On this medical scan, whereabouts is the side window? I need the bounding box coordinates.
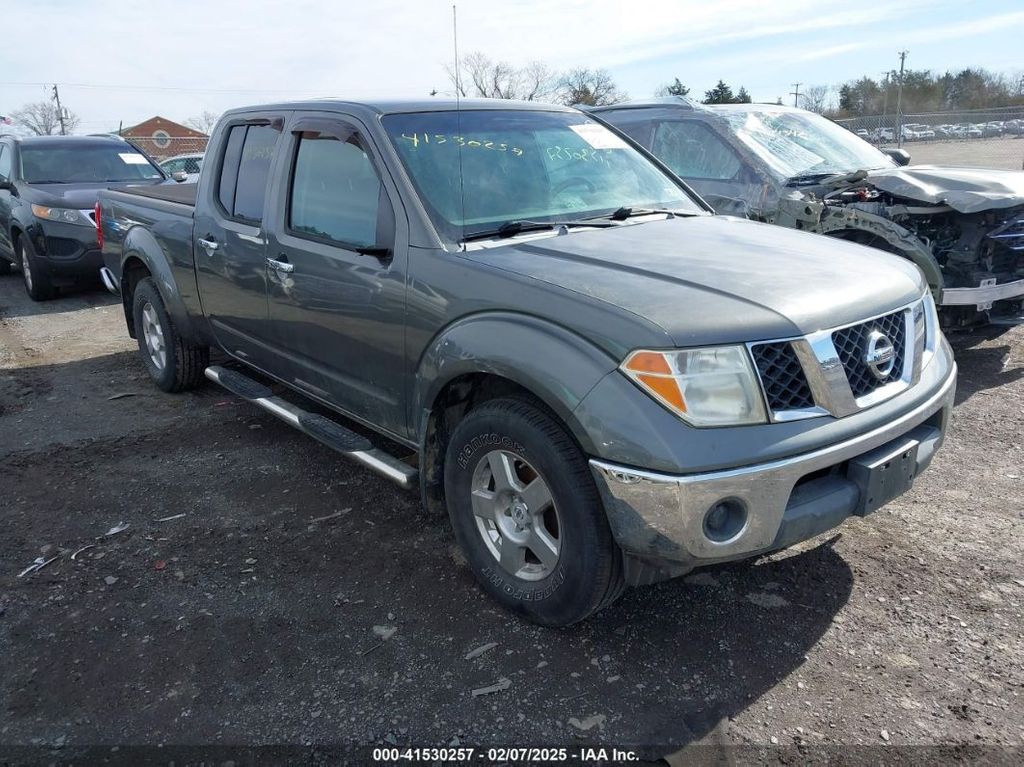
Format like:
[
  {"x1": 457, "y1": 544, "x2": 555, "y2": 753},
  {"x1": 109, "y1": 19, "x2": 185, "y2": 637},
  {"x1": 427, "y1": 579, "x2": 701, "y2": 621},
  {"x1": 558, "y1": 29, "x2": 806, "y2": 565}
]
[
  {"x1": 217, "y1": 124, "x2": 279, "y2": 223},
  {"x1": 217, "y1": 126, "x2": 246, "y2": 215},
  {"x1": 652, "y1": 121, "x2": 742, "y2": 181},
  {"x1": 0, "y1": 146, "x2": 11, "y2": 180},
  {"x1": 163, "y1": 159, "x2": 182, "y2": 173},
  {"x1": 288, "y1": 131, "x2": 384, "y2": 249}
]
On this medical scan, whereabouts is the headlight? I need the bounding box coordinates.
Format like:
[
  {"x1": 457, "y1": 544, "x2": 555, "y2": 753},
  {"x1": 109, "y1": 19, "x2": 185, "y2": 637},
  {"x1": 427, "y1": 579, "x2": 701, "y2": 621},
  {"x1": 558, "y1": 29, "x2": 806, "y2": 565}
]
[
  {"x1": 31, "y1": 204, "x2": 93, "y2": 226},
  {"x1": 621, "y1": 346, "x2": 767, "y2": 427},
  {"x1": 915, "y1": 292, "x2": 940, "y2": 368}
]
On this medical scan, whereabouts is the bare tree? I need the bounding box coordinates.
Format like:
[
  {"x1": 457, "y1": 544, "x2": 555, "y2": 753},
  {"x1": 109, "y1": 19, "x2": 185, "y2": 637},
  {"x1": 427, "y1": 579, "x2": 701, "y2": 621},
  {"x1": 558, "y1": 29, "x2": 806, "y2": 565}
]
[
  {"x1": 185, "y1": 110, "x2": 219, "y2": 134},
  {"x1": 800, "y1": 84, "x2": 831, "y2": 114},
  {"x1": 447, "y1": 52, "x2": 556, "y2": 101},
  {"x1": 557, "y1": 68, "x2": 627, "y2": 107},
  {"x1": 11, "y1": 101, "x2": 80, "y2": 135},
  {"x1": 520, "y1": 61, "x2": 557, "y2": 102}
]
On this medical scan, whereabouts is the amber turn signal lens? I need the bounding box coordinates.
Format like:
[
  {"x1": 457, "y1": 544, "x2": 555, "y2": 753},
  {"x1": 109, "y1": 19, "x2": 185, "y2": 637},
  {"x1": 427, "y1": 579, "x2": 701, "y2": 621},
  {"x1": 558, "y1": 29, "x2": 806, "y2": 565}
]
[
  {"x1": 623, "y1": 351, "x2": 672, "y2": 375},
  {"x1": 635, "y1": 372, "x2": 687, "y2": 413}
]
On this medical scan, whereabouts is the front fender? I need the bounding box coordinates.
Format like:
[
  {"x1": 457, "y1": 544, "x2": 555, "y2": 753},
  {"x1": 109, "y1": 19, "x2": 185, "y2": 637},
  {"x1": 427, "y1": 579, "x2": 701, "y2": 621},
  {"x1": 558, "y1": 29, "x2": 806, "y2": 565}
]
[
  {"x1": 414, "y1": 312, "x2": 621, "y2": 454},
  {"x1": 817, "y1": 206, "x2": 945, "y2": 293},
  {"x1": 120, "y1": 224, "x2": 199, "y2": 342}
]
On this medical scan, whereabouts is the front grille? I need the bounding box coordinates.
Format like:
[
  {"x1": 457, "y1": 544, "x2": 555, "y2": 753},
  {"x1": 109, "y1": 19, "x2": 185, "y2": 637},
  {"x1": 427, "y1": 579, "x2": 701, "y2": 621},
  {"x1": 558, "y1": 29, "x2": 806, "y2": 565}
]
[
  {"x1": 751, "y1": 341, "x2": 815, "y2": 411},
  {"x1": 987, "y1": 217, "x2": 1024, "y2": 251},
  {"x1": 832, "y1": 310, "x2": 906, "y2": 398}
]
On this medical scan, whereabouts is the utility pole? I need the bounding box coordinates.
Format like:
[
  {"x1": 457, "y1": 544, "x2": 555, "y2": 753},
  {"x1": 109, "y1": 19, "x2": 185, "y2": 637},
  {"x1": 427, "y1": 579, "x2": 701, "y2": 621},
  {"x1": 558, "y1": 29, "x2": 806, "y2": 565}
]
[
  {"x1": 878, "y1": 71, "x2": 891, "y2": 140},
  {"x1": 790, "y1": 82, "x2": 802, "y2": 107},
  {"x1": 51, "y1": 84, "x2": 66, "y2": 136},
  {"x1": 895, "y1": 50, "x2": 907, "y2": 147}
]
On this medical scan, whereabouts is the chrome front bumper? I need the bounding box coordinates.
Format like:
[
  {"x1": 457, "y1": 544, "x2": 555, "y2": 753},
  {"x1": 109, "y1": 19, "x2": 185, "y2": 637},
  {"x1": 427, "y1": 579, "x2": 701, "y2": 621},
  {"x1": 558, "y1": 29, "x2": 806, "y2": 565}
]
[{"x1": 590, "y1": 364, "x2": 957, "y2": 575}]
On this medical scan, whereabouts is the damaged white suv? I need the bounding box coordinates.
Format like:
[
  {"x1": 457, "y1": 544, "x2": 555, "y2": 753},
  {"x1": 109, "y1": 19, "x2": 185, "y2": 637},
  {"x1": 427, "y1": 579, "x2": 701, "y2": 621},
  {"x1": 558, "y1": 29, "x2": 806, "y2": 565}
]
[{"x1": 592, "y1": 99, "x2": 1024, "y2": 326}]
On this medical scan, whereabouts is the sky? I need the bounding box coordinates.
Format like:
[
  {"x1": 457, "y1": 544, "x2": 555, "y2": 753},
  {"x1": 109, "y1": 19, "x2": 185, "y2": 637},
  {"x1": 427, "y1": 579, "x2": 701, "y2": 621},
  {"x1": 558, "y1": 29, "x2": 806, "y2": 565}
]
[{"x1": 3, "y1": 0, "x2": 1023, "y2": 134}]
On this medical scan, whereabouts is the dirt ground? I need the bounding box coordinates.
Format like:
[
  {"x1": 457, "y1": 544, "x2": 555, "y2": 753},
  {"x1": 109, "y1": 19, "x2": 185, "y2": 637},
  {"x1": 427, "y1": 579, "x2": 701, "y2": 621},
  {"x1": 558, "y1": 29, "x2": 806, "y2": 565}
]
[{"x1": 1, "y1": 273, "x2": 1023, "y2": 764}]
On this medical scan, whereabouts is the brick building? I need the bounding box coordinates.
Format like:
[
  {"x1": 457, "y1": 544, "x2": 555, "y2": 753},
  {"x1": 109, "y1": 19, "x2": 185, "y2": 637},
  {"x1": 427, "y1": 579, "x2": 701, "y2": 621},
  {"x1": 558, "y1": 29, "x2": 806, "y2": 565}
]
[{"x1": 120, "y1": 116, "x2": 208, "y2": 160}]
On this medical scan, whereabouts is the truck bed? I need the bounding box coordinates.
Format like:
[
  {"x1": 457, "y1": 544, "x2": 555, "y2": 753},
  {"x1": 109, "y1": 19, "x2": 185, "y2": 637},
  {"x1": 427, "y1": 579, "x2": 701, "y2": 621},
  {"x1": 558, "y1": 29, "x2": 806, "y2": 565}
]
[{"x1": 118, "y1": 182, "x2": 197, "y2": 208}]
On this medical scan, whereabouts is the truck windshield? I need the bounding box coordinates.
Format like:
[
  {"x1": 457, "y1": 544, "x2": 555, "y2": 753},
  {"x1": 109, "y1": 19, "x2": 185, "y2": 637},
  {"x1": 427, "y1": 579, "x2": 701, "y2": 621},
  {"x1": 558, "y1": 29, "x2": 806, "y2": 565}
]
[
  {"x1": 382, "y1": 110, "x2": 701, "y2": 242},
  {"x1": 20, "y1": 145, "x2": 164, "y2": 184},
  {"x1": 715, "y1": 107, "x2": 896, "y2": 180}
]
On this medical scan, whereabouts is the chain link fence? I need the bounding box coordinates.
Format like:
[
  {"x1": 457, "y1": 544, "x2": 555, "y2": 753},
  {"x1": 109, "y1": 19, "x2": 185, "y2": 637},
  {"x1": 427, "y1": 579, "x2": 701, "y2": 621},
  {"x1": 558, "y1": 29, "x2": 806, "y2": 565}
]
[{"x1": 834, "y1": 106, "x2": 1024, "y2": 171}]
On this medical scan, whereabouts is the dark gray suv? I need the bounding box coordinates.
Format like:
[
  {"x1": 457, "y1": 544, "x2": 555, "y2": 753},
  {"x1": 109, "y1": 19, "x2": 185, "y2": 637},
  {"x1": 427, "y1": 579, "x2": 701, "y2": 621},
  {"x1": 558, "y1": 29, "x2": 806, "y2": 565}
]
[{"x1": 0, "y1": 134, "x2": 166, "y2": 300}]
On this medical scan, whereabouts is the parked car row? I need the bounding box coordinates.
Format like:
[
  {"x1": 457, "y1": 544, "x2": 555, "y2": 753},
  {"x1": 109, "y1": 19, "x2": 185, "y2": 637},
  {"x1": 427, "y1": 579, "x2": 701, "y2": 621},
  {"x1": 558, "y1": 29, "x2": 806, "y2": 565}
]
[{"x1": 854, "y1": 119, "x2": 1024, "y2": 143}]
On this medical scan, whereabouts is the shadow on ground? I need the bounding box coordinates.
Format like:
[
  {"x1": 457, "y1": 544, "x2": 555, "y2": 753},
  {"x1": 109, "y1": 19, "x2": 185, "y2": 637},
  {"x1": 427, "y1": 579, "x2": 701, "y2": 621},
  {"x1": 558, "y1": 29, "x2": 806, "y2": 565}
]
[
  {"x1": 948, "y1": 325, "x2": 1023, "y2": 405},
  {"x1": 0, "y1": 272, "x2": 116, "y2": 320}
]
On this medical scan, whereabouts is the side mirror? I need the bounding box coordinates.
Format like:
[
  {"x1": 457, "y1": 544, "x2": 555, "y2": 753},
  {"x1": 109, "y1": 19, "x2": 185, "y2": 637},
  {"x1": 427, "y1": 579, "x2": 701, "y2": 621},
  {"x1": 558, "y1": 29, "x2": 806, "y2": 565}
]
[
  {"x1": 171, "y1": 170, "x2": 188, "y2": 183},
  {"x1": 882, "y1": 148, "x2": 911, "y2": 166}
]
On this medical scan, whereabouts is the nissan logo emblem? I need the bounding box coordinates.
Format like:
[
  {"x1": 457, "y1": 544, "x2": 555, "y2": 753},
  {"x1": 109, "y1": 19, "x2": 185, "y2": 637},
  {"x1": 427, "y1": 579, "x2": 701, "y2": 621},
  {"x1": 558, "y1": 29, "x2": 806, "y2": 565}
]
[{"x1": 863, "y1": 330, "x2": 896, "y2": 380}]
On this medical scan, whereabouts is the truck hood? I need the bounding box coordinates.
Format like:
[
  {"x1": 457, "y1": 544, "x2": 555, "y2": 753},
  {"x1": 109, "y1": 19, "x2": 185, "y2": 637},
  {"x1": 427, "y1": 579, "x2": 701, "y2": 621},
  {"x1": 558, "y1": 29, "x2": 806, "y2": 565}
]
[
  {"x1": 464, "y1": 215, "x2": 925, "y2": 346},
  {"x1": 22, "y1": 179, "x2": 167, "y2": 209},
  {"x1": 865, "y1": 165, "x2": 1024, "y2": 214}
]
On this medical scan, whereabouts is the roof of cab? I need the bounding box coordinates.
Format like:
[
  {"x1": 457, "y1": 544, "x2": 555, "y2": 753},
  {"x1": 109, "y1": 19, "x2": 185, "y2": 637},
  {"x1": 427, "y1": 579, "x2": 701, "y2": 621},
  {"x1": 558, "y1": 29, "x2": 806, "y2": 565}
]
[
  {"x1": 5, "y1": 133, "x2": 133, "y2": 146},
  {"x1": 220, "y1": 97, "x2": 578, "y2": 119}
]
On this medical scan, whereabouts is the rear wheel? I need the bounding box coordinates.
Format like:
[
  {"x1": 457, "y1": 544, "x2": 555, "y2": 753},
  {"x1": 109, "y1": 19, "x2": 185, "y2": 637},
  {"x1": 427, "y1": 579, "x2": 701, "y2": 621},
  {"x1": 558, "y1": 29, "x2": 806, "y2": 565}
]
[
  {"x1": 444, "y1": 397, "x2": 624, "y2": 626},
  {"x1": 131, "y1": 277, "x2": 208, "y2": 392},
  {"x1": 19, "y1": 238, "x2": 56, "y2": 301}
]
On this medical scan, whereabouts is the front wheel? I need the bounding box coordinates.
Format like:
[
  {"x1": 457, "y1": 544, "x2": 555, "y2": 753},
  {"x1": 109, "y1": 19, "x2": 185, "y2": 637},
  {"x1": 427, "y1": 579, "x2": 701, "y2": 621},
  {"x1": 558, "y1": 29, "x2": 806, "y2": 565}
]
[
  {"x1": 131, "y1": 277, "x2": 209, "y2": 392},
  {"x1": 444, "y1": 397, "x2": 624, "y2": 626},
  {"x1": 19, "y1": 239, "x2": 56, "y2": 301}
]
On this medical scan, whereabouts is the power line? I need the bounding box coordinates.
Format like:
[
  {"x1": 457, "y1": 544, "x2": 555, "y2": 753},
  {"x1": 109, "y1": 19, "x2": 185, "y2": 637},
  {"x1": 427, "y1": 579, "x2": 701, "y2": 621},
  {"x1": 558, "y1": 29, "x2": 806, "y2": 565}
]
[{"x1": 789, "y1": 82, "x2": 802, "y2": 107}]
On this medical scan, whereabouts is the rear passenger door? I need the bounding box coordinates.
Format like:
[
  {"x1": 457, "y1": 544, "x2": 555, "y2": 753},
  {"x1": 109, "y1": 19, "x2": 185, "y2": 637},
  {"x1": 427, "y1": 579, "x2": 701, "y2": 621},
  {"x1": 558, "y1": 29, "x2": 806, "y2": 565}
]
[
  {"x1": 194, "y1": 114, "x2": 287, "y2": 366},
  {"x1": 262, "y1": 113, "x2": 409, "y2": 436}
]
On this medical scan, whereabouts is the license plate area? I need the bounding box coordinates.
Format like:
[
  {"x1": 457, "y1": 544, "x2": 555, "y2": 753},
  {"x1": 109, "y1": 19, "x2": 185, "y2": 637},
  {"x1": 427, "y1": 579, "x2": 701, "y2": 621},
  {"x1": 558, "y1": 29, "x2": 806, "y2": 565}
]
[{"x1": 847, "y1": 437, "x2": 920, "y2": 517}]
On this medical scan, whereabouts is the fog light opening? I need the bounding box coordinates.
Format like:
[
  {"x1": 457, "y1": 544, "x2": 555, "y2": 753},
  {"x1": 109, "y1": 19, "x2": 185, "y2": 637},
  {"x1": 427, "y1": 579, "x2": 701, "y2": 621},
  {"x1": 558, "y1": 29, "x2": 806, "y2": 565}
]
[{"x1": 703, "y1": 498, "x2": 747, "y2": 543}]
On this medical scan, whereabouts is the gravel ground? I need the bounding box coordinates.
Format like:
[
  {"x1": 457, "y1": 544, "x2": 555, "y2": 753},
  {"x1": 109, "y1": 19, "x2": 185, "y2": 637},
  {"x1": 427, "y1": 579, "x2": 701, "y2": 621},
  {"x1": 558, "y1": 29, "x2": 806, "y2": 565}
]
[
  {"x1": 1, "y1": 273, "x2": 1023, "y2": 764},
  {"x1": 892, "y1": 135, "x2": 1024, "y2": 171}
]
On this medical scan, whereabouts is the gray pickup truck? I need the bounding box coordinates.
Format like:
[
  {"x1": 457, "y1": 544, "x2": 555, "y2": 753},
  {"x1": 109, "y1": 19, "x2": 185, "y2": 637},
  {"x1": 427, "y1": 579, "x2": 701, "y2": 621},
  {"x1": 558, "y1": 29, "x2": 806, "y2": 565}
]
[{"x1": 97, "y1": 99, "x2": 956, "y2": 626}]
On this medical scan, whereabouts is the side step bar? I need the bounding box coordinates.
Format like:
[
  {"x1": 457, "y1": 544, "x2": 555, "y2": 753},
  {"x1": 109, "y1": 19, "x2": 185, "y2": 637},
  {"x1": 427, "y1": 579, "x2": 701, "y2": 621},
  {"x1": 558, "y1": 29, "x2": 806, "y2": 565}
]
[{"x1": 204, "y1": 366, "x2": 418, "y2": 490}]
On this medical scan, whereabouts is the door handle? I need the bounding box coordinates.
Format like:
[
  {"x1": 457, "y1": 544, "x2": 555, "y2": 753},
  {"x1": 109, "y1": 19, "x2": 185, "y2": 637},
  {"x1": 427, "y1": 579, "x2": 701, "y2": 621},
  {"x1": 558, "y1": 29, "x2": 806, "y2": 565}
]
[
  {"x1": 266, "y1": 256, "x2": 294, "y2": 274},
  {"x1": 197, "y1": 237, "x2": 219, "y2": 255}
]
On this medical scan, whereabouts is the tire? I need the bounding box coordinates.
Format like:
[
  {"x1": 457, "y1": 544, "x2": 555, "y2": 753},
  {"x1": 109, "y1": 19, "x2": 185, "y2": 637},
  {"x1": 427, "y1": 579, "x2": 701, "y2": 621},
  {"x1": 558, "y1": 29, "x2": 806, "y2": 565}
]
[
  {"x1": 444, "y1": 397, "x2": 624, "y2": 626},
  {"x1": 131, "y1": 277, "x2": 209, "y2": 392},
  {"x1": 19, "y1": 238, "x2": 56, "y2": 301}
]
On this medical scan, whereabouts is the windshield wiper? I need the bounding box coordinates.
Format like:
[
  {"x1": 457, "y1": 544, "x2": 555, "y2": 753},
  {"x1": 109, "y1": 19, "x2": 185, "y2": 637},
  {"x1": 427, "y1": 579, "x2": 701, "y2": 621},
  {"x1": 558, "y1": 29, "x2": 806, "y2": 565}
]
[
  {"x1": 461, "y1": 219, "x2": 615, "y2": 242},
  {"x1": 601, "y1": 206, "x2": 678, "y2": 221}
]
